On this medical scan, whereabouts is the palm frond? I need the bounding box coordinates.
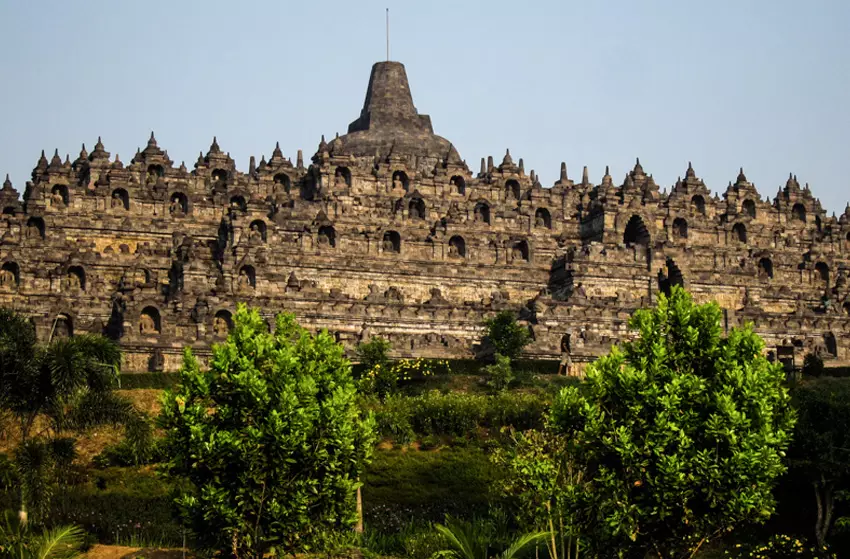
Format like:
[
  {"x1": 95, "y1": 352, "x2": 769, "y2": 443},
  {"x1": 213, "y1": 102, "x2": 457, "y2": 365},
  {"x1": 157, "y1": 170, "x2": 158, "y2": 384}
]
[
  {"x1": 64, "y1": 391, "x2": 136, "y2": 431},
  {"x1": 34, "y1": 524, "x2": 85, "y2": 559},
  {"x1": 433, "y1": 517, "x2": 489, "y2": 559},
  {"x1": 499, "y1": 531, "x2": 550, "y2": 559}
]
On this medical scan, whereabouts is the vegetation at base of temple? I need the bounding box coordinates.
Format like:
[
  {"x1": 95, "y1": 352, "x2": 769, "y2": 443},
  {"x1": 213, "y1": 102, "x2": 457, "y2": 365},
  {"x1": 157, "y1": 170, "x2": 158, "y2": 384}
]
[
  {"x1": 3, "y1": 291, "x2": 850, "y2": 557},
  {"x1": 158, "y1": 307, "x2": 376, "y2": 557}
]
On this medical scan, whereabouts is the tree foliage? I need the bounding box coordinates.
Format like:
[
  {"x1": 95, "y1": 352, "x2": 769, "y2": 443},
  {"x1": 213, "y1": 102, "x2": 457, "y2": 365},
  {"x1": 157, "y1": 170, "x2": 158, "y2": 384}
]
[
  {"x1": 789, "y1": 378, "x2": 850, "y2": 549},
  {"x1": 483, "y1": 312, "x2": 531, "y2": 360},
  {"x1": 0, "y1": 308, "x2": 143, "y2": 523},
  {"x1": 159, "y1": 305, "x2": 375, "y2": 558},
  {"x1": 550, "y1": 287, "x2": 795, "y2": 558},
  {"x1": 0, "y1": 510, "x2": 84, "y2": 559}
]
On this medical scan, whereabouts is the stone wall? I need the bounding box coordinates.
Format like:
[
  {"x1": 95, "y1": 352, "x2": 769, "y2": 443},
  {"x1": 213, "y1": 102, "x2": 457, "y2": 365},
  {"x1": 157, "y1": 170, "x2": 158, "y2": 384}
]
[{"x1": 1, "y1": 61, "x2": 848, "y2": 373}]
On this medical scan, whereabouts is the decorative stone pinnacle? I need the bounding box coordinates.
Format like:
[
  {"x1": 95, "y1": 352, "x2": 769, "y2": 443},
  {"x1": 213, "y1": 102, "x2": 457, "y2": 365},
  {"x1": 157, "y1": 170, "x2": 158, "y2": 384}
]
[
  {"x1": 560, "y1": 162, "x2": 568, "y2": 182},
  {"x1": 686, "y1": 161, "x2": 696, "y2": 178},
  {"x1": 148, "y1": 132, "x2": 157, "y2": 147}
]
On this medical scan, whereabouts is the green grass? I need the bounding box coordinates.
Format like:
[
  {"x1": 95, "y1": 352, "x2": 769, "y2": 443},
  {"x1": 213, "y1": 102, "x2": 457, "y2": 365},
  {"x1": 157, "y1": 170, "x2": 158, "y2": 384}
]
[{"x1": 363, "y1": 446, "x2": 502, "y2": 533}]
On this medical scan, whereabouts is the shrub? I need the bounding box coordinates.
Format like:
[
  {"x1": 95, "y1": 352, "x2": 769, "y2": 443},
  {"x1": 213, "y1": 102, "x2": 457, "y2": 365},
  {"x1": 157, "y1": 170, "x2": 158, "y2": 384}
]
[
  {"x1": 483, "y1": 311, "x2": 531, "y2": 360},
  {"x1": 724, "y1": 533, "x2": 835, "y2": 558},
  {"x1": 356, "y1": 337, "x2": 392, "y2": 370},
  {"x1": 803, "y1": 353, "x2": 825, "y2": 377},
  {"x1": 484, "y1": 354, "x2": 514, "y2": 392},
  {"x1": 159, "y1": 307, "x2": 375, "y2": 557}
]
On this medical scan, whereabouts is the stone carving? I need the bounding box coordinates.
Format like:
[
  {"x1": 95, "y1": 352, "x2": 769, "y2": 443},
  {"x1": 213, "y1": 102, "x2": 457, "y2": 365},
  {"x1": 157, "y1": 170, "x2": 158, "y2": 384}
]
[{"x1": 0, "y1": 60, "x2": 848, "y2": 372}]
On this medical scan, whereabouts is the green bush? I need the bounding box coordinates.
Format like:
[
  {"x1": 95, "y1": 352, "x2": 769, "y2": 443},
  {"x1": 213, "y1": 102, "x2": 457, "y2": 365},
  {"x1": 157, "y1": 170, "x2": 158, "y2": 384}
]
[
  {"x1": 724, "y1": 533, "x2": 835, "y2": 558},
  {"x1": 483, "y1": 311, "x2": 531, "y2": 360},
  {"x1": 356, "y1": 337, "x2": 392, "y2": 370},
  {"x1": 803, "y1": 353, "x2": 825, "y2": 377},
  {"x1": 371, "y1": 391, "x2": 547, "y2": 442},
  {"x1": 484, "y1": 354, "x2": 514, "y2": 392}
]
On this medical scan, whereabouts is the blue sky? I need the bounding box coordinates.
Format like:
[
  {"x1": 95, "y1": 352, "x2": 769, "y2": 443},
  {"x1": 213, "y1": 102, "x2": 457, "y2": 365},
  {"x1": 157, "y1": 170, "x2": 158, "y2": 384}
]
[{"x1": 1, "y1": 0, "x2": 848, "y2": 212}]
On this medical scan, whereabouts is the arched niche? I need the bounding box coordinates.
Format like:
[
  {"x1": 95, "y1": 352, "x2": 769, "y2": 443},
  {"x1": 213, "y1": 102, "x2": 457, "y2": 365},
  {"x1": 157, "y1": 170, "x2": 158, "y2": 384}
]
[
  {"x1": 3, "y1": 206, "x2": 16, "y2": 216},
  {"x1": 474, "y1": 202, "x2": 491, "y2": 224},
  {"x1": 815, "y1": 262, "x2": 830, "y2": 285},
  {"x1": 511, "y1": 240, "x2": 529, "y2": 262},
  {"x1": 334, "y1": 166, "x2": 351, "y2": 187},
  {"x1": 659, "y1": 258, "x2": 684, "y2": 295},
  {"x1": 146, "y1": 164, "x2": 164, "y2": 185},
  {"x1": 211, "y1": 168, "x2": 228, "y2": 185},
  {"x1": 53, "y1": 314, "x2": 73, "y2": 339},
  {"x1": 408, "y1": 197, "x2": 426, "y2": 220},
  {"x1": 229, "y1": 195, "x2": 247, "y2": 213},
  {"x1": 169, "y1": 192, "x2": 189, "y2": 216},
  {"x1": 318, "y1": 225, "x2": 336, "y2": 248},
  {"x1": 758, "y1": 257, "x2": 774, "y2": 280},
  {"x1": 732, "y1": 223, "x2": 747, "y2": 243},
  {"x1": 792, "y1": 203, "x2": 807, "y2": 223},
  {"x1": 392, "y1": 170, "x2": 410, "y2": 191},
  {"x1": 691, "y1": 195, "x2": 706, "y2": 215},
  {"x1": 67, "y1": 265, "x2": 86, "y2": 291},
  {"x1": 51, "y1": 184, "x2": 69, "y2": 207},
  {"x1": 448, "y1": 235, "x2": 466, "y2": 258},
  {"x1": 382, "y1": 230, "x2": 401, "y2": 254},
  {"x1": 0, "y1": 261, "x2": 20, "y2": 290},
  {"x1": 825, "y1": 332, "x2": 838, "y2": 358},
  {"x1": 450, "y1": 175, "x2": 466, "y2": 195},
  {"x1": 213, "y1": 310, "x2": 233, "y2": 338},
  {"x1": 274, "y1": 173, "x2": 291, "y2": 193},
  {"x1": 26, "y1": 217, "x2": 45, "y2": 239},
  {"x1": 111, "y1": 188, "x2": 129, "y2": 211},
  {"x1": 535, "y1": 208, "x2": 551, "y2": 229},
  {"x1": 119, "y1": 244, "x2": 130, "y2": 254},
  {"x1": 249, "y1": 220, "x2": 267, "y2": 242},
  {"x1": 742, "y1": 199, "x2": 756, "y2": 219},
  {"x1": 672, "y1": 217, "x2": 688, "y2": 239},
  {"x1": 238, "y1": 265, "x2": 256, "y2": 289},
  {"x1": 623, "y1": 215, "x2": 650, "y2": 246},
  {"x1": 140, "y1": 306, "x2": 161, "y2": 335},
  {"x1": 506, "y1": 179, "x2": 521, "y2": 200}
]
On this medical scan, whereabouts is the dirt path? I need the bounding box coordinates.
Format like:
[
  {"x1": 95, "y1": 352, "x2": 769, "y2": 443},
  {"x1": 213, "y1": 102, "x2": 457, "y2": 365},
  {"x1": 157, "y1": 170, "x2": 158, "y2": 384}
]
[{"x1": 85, "y1": 545, "x2": 187, "y2": 559}]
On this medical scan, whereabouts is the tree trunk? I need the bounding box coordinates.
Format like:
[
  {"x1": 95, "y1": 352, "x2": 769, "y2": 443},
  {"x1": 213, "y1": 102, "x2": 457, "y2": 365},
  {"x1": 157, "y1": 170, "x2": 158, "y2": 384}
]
[
  {"x1": 814, "y1": 478, "x2": 835, "y2": 549},
  {"x1": 355, "y1": 484, "x2": 363, "y2": 534}
]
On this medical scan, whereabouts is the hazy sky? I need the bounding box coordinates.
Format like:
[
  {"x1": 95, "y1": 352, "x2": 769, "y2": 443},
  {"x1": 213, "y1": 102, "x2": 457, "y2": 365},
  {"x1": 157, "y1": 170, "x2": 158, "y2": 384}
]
[{"x1": 1, "y1": 1, "x2": 848, "y2": 212}]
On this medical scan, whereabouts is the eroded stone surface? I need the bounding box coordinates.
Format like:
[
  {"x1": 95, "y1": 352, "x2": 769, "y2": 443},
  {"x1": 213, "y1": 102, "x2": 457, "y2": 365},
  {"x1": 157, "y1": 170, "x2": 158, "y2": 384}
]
[{"x1": 1, "y1": 61, "x2": 848, "y2": 372}]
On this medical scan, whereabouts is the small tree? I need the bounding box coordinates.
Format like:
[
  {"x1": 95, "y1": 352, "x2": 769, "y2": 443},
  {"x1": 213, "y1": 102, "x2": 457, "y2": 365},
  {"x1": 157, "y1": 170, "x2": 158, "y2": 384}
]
[
  {"x1": 483, "y1": 311, "x2": 531, "y2": 360},
  {"x1": 484, "y1": 354, "x2": 514, "y2": 392},
  {"x1": 550, "y1": 287, "x2": 795, "y2": 558},
  {"x1": 159, "y1": 306, "x2": 375, "y2": 558},
  {"x1": 789, "y1": 378, "x2": 850, "y2": 549},
  {"x1": 356, "y1": 336, "x2": 391, "y2": 370},
  {"x1": 802, "y1": 353, "x2": 825, "y2": 378},
  {"x1": 0, "y1": 308, "x2": 143, "y2": 524}
]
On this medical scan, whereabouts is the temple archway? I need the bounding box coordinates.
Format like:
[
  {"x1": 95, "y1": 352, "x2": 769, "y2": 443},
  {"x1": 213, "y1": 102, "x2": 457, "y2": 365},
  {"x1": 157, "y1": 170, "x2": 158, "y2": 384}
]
[
  {"x1": 506, "y1": 179, "x2": 521, "y2": 200},
  {"x1": 815, "y1": 262, "x2": 830, "y2": 286},
  {"x1": 335, "y1": 166, "x2": 352, "y2": 187},
  {"x1": 623, "y1": 215, "x2": 650, "y2": 246},
  {"x1": 213, "y1": 310, "x2": 233, "y2": 338},
  {"x1": 512, "y1": 240, "x2": 529, "y2": 262},
  {"x1": 318, "y1": 225, "x2": 336, "y2": 248},
  {"x1": 249, "y1": 220, "x2": 267, "y2": 242},
  {"x1": 27, "y1": 217, "x2": 45, "y2": 239},
  {"x1": 535, "y1": 208, "x2": 551, "y2": 229},
  {"x1": 140, "y1": 307, "x2": 161, "y2": 335},
  {"x1": 408, "y1": 197, "x2": 426, "y2": 220},
  {"x1": 170, "y1": 192, "x2": 189, "y2": 215},
  {"x1": 229, "y1": 195, "x2": 247, "y2": 213},
  {"x1": 474, "y1": 202, "x2": 491, "y2": 224},
  {"x1": 0, "y1": 261, "x2": 19, "y2": 290},
  {"x1": 672, "y1": 217, "x2": 688, "y2": 239},
  {"x1": 274, "y1": 173, "x2": 291, "y2": 193},
  {"x1": 111, "y1": 189, "x2": 129, "y2": 211},
  {"x1": 448, "y1": 235, "x2": 466, "y2": 258},
  {"x1": 51, "y1": 185, "x2": 69, "y2": 207},
  {"x1": 792, "y1": 203, "x2": 807, "y2": 223},
  {"x1": 382, "y1": 231, "x2": 401, "y2": 253},
  {"x1": 450, "y1": 175, "x2": 466, "y2": 195},
  {"x1": 238, "y1": 265, "x2": 256, "y2": 289},
  {"x1": 53, "y1": 314, "x2": 73, "y2": 339},
  {"x1": 758, "y1": 257, "x2": 774, "y2": 280},
  {"x1": 392, "y1": 170, "x2": 410, "y2": 191},
  {"x1": 732, "y1": 223, "x2": 747, "y2": 243},
  {"x1": 67, "y1": 266, "x2": 86, "y2": 291},
  {"x1": 742, "y1": 199, "x2": 756, "y2": 219},
  {"x1": 691, "y1": 195, "x2": 706, "y2": 215}
]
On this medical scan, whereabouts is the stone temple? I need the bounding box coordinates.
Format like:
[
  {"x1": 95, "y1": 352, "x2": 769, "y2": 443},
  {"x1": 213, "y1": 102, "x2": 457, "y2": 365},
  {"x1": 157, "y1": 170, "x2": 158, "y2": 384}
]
[{"x1": 1, "y1": 60, "x2": 849, "y2": 373}]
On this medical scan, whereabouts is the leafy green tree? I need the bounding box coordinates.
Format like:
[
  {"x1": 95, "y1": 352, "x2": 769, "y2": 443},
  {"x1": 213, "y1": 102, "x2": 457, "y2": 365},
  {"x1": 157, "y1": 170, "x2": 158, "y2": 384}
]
[
  {"x1": 0, "y1": 511, "x2": 84, "y2": 559},
  {"x1": 802, "y1": 353, "x2": 825, "y2": 378},
  {"x1": 550, "y1": 287, "x2": 795, "y2": 559},
  {"x1": 484, "y1": 354, "x2": 514, "y2": 392},
  {"x1": 483, "y1": 311, "x2": 531, "y2": 360},
  {"x1": 0, "y1": 308, "x2": 144, "y2": 524},
  {"x1": 789, "y1": 378, "x2": 850, "y2": 549},
  {"x1": 431, "y1": 515, "x2": 549, "y2": 559},
  {"x1": 356, "y1": 336, "x2": 392, "y2": 370},
  {"x1": 159, "y1": 305, "x2": 375, "y2": 558}
]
